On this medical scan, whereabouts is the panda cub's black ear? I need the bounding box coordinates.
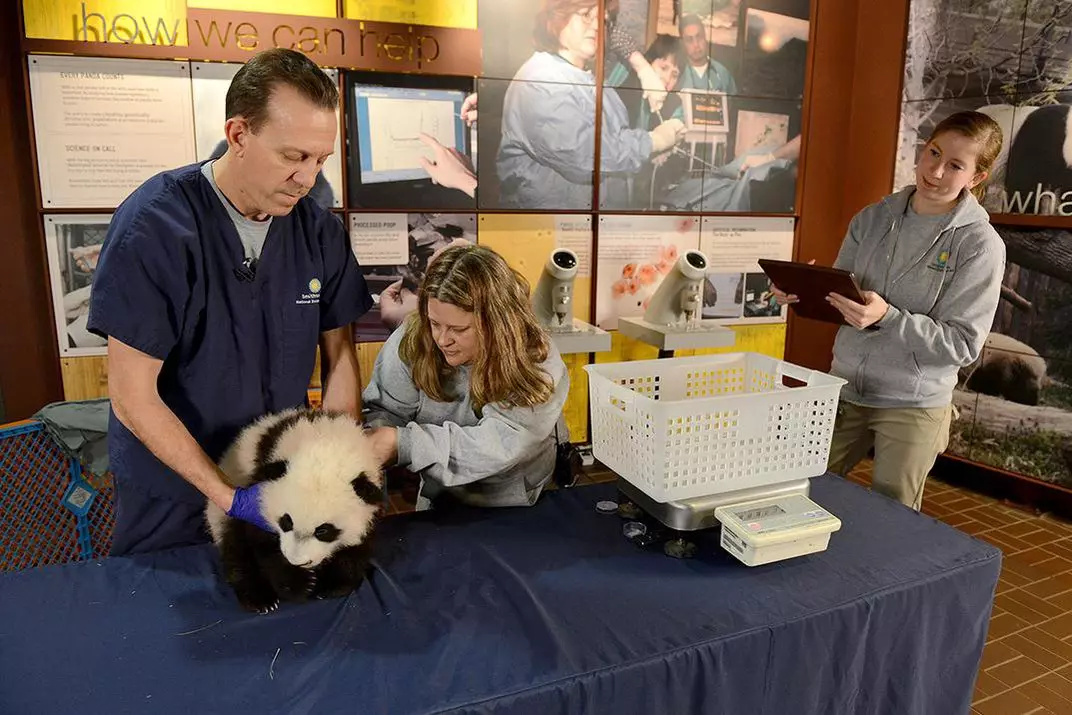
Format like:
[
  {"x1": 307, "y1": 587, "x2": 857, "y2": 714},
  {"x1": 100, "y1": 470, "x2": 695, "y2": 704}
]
[
  {"x1": 351, "y1": 472, "x2": 382, "y2": 504},
  {"x1": 256, "y1": 460, "x2": 289, "y2": 482}
]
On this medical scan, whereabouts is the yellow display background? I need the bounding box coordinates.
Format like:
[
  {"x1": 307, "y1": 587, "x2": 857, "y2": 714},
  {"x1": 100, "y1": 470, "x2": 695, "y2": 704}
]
[
  {"x1": 188, "y1": 0, "x2": 336, "y2": 15},
  {"x1": 25, "y1": 1, "x2": 357, "y2": 43},
  {"x1": 24, "y1": 0, "x2": 188, "y2": 43},
  {"x1": 477, "y1": 213, "x2": 594, "y2": 442},
  {"x1": 343, "y1": 0, "x2": 476, "y2": 28}
]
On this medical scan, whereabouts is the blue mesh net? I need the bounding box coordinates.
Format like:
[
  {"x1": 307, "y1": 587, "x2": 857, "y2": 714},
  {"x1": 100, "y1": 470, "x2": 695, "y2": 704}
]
[{"x1": 0, "y1": 421, "x2": 116, "y2": 571}]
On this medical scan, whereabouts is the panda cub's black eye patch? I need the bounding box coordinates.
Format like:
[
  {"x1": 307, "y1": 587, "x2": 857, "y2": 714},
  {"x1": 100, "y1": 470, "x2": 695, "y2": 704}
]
[
  {"x1": 278, "y1": 514, "x2": 293, "y2": 532},
  {"x1": 314, "y1": 523, "x2": 340, "y2": 543}
]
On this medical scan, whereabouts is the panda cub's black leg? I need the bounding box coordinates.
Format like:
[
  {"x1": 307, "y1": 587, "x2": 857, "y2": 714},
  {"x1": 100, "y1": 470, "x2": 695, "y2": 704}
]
[
  {"x1": 219, "y1": 523, "x2": 281, "y2": 614},
  {"x1": 310, "y1": 540, "x2": 375, "y2": 600},
  {"x1": 258, "y1": 552, "x2": 319, "y2": 602}
]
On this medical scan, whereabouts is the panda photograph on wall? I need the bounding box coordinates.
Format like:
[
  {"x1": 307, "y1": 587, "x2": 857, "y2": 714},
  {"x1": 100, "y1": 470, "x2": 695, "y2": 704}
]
[{"x1": 895, "y1": 0, "x2": 1072, "y2": 489}]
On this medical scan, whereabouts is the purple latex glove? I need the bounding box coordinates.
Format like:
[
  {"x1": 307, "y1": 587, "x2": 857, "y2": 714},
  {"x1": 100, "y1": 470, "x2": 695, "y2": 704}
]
[{"x1": 227, "y1": 483, "x2": 274, "y2": 533}]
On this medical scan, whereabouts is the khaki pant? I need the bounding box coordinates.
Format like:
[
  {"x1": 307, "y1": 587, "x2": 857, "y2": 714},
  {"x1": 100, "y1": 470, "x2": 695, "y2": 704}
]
[{"x1": 827, "y1": 401, "x2": 954, "y2": 511}]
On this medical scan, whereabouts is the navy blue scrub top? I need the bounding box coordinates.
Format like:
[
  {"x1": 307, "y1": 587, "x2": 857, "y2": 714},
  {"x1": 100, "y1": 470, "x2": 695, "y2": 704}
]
[{"x1": 87, "y1": 162, "x2": 373, "y2": 504}]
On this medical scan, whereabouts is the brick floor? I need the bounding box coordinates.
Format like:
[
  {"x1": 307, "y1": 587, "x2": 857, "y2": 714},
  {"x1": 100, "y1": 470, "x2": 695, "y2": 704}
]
[{"x1": 383, "y1": 459, "x2": 1072, "y2": 715}]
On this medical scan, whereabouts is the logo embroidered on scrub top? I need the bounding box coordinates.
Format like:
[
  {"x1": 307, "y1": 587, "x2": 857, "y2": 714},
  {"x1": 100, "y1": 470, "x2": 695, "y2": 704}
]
[{"x1": 296, "y1": 277, "x2": 322, "y2": 306}]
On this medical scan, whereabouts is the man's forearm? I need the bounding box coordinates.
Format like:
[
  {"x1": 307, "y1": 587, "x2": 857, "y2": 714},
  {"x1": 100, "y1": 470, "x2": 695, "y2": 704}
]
[
  {"x1": 320, "y1": 327, "x2": 362, "y2": 417},
  {"x1": 112, "y1": 391, "x2": 234, "y2": 510}
]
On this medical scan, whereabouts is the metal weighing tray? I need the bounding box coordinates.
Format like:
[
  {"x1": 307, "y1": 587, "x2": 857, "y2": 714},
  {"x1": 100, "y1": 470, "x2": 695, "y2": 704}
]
[{"x1": 616, "y1": 477, "x2": 812, "y2": 532}]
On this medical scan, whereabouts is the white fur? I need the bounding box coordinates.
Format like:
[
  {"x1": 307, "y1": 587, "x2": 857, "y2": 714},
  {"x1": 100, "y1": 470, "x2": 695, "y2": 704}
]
[{"x1": 205, "y1": 409, "x2": 383, "y2": 568}]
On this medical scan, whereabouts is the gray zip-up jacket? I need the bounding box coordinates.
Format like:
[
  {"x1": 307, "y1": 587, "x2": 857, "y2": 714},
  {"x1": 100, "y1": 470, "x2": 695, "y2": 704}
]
[
  {"x1": 362, "y1": 326, "x2": 570, "y2": 508},
  {"x1": 830, "y1": 187, "x2": 1006, "y2": 409}
]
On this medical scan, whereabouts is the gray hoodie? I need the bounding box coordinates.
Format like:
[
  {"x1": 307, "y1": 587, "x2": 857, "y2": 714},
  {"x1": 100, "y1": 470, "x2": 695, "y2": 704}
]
[
  {"x1": 362, "y1": 326, "x2": 570, "y2": 508},
  {"x1": 830, "y1": 187, "x2": 1006, "y2": 409}
]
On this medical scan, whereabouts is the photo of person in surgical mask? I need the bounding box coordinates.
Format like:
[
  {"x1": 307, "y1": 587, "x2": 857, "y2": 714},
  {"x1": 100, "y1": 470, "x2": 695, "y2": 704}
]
[{"x1": 495, "y1": 0, "x2": 687, "y2": 210}]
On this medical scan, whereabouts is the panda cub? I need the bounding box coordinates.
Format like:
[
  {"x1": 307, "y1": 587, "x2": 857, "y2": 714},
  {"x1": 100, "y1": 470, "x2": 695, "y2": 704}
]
[{"x1": 205, "y1": 408, "x2": 384, "y2": 614}]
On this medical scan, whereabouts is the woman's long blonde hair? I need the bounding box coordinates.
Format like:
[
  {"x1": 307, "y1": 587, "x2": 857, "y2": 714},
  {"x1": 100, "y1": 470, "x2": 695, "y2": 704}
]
[{"x1": 399, "y1": 244, "x2": 554, "y2": 412}]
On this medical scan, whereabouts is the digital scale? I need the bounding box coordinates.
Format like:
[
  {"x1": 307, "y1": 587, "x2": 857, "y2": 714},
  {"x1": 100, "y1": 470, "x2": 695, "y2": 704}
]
[
  {"x1": 614, "y1": 477, "x2": 842, "y2": 565},
  {"x1": 584, "y1": 248, "x2": 845, "y2": 566}
]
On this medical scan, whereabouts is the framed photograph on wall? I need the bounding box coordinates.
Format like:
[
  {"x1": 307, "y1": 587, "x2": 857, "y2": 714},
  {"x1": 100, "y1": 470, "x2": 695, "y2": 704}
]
[
  {"x1": 344, "y1": 71, "x2": 477, "y2": 211},
  {"x1": 42, "y1": 214, "x2": 112, "y2": 357}
]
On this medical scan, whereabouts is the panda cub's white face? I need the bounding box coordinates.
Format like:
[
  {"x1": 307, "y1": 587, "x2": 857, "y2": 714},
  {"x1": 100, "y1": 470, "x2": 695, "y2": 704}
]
[{"x1": 258, "y1": 415, "x2": 383, "y2": 569}]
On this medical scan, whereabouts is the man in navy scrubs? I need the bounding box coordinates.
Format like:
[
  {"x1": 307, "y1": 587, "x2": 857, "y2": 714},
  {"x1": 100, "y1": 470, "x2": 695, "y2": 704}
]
[{"x1": 87, "y1": 48, "x2": 373, "y2": 556}]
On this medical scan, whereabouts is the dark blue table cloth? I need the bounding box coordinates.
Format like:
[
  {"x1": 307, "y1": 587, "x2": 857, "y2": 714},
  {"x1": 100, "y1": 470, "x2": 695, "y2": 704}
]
[{"x1": 0, "y1": 475, "x2": 999, "y2": 715}]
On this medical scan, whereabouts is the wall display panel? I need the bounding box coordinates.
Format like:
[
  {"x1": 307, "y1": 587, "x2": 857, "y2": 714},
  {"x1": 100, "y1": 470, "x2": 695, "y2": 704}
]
[
  {"x1": 477, "y1": 0, "x2": 592, "y2": 83},
  {"x1": 596, "y1": 84, "x2": 689, "y2": 212},
  {"x1": 704, "y1": 95, "x2": 801, "y2": 213},
  {"x1": 998, "y1": 93, "x2": 1072, "y2": 218},
  {"x1": 601, "y1": 87, "x2": 800, "y2": 212},
  {"x1": 736, "y1": 1, "x2": 810, "y2": 99},
  {"x1": 191, "y1": 62, "x2": 343, "y2": 210},
  {"x1": 698, "y1": 215, "x2": 793, "y2": 323},
  {"x1": 1018, "y1": 1, "x2": 1072, "y2": 96},
  {"x1": 894, "y1": 92, "x2": 1072, "y2": 217},
  {"x1": 477, "y1": 214, "x2": 594, "y2": 322},
  {"x1": 951, "y1": 220, "x2": 1072, "y2": 491},
  {"x1": 28, "y1": 55, "x2": 196, "y2": 209},
  {"x1": 345, "y1": 0, "x2": 477, "y2": 28},
  {"x1": 477, "y1": 215, "x2": 595, "y2": 444},
  {"x1": 901, "y1": 0, "x2": 1027, "y2": 102},
  {"x1": 42, "y1": 214, "x2": 112, "y2": 358},
  {"x1": 190, "y1": 0, "x2": 336, "y2": 15},
  {"x1": 476, "y1": 77, "x2": 599, "y2": 211},
  {"x1": 348, "y1": 213, "x2": 476, "y2": 343},
  {"x1": 23, "y1": 0, "x2": 187, "y2": 43},
  {"x1": 344, "y1": 71, "x2": 477, "y2": 211},
  {"x1": 24, "y1": 1, "x2": 344, "y2": 43},
  {"x1": 604, "y1": 1, "x2": 810, "y2": 102},
  {"x1": 594, "y1": 214, "x2": 702, "y2": 330}
]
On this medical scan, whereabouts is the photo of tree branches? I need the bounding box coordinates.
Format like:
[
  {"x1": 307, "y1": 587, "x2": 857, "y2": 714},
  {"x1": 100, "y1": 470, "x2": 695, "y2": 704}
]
[
  {"x1": 894, "y1": 1, "x2": 1072, "y2": 487},
  {"x1": 895, "y1": 1, "x2": 1072, "y2": 215}
]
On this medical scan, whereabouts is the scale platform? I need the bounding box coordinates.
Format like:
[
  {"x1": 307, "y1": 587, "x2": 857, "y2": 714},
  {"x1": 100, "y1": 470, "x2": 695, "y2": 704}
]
[{"x1": 616, "y1": 477, "x2": 812, "y2": 532}]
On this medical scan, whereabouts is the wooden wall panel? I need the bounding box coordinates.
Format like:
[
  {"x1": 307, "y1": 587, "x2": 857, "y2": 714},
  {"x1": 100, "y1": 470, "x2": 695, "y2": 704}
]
[
  {"x1": 786, "y1": 0, "x2": 911, "y2": 372},
  {"x1": 0, "y1": 0, "x2": 64, "y2": 420}
]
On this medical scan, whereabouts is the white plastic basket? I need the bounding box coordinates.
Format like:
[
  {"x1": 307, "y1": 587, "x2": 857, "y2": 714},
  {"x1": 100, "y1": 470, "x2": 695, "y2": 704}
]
[{"x1": 584, "y1": 353, "x2": 847, "y2": 503}]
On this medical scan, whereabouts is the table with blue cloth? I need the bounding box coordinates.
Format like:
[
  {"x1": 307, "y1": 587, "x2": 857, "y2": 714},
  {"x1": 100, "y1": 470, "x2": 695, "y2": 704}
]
[{"x1": 0, "y1": 474, "x2": 999, "y2": 715}]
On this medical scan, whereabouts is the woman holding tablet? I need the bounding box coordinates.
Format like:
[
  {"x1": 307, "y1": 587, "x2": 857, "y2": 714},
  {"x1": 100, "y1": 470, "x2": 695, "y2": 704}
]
[{"x1": 772, "y1": 111, "x2": 1006, "y2": 510}]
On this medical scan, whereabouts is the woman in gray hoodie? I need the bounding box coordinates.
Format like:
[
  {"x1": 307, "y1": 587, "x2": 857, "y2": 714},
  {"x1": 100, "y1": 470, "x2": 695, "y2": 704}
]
[
  {"x1": 774, "y1": 111, "x2": 1006, "y2": 510},
  {"x1": 362, "y1": 244, "x2": 570, "y2": 510}
]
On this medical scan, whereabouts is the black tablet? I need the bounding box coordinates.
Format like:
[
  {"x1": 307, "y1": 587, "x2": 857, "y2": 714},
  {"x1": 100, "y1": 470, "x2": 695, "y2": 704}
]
[{"x1": 757, "y1": 259, "x2": 866, "y2": 326}]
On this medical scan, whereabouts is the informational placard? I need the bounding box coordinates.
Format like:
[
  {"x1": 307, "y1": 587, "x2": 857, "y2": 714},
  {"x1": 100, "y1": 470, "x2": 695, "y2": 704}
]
[
  {"x1": 478, "y1": 214, "x2": 594, "y2": 323},
  {"x1": 28, "y1": 55, "x2": 196, "y2": 209},
  {"x1": 191, "y1": 62, "x2": 344, "y2": 209},
  {"x1": 348, "y1": 214, "x2": 409, "y2": 265},
  {"x1": 43, "y1": 214, "x2": 112, "y2": 357},
  {"x1": 595, "y1": 215, "x2": 702, "y2": 330},
  {"x1": 350, "y1": 213, "x2": 476, "y2": 343},
  {"x1": 700, "y1": 216, "x2": 795, "y2": 323}
]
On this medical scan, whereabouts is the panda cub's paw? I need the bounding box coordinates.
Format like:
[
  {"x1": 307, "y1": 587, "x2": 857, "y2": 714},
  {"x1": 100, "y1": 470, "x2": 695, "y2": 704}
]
[
  {"x1": 304, "y1": 570, "x2": 318, "y2": 596},
  {"x1": 235, "y1": 582, "x2": 281, "y2": 615}
]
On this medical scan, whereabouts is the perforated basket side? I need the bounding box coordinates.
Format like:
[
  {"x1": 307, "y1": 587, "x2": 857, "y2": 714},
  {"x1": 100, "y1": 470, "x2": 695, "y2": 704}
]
[{"x1": 585, "y1": 354, "x2": 846, "y2": 503}]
